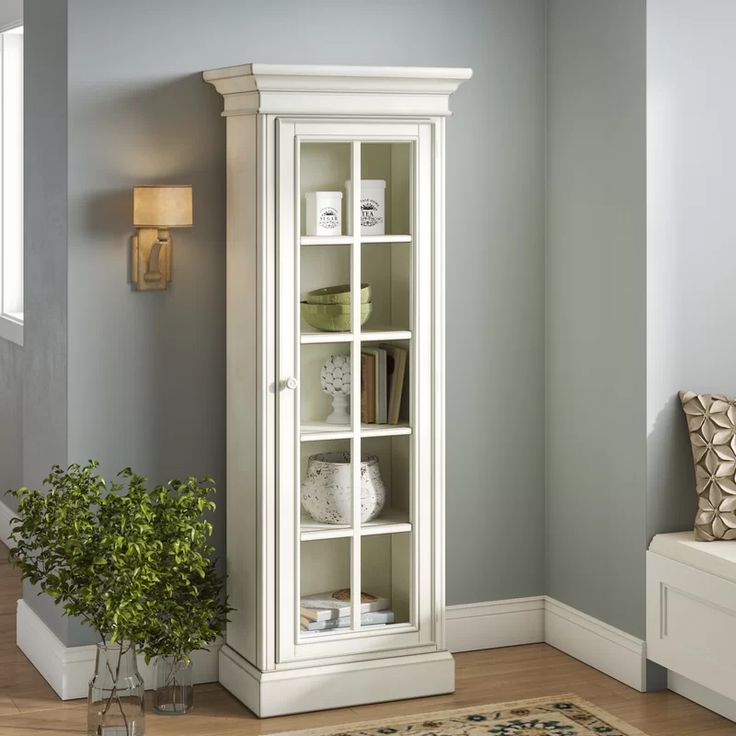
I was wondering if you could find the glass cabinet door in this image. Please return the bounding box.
[277,120,436,663]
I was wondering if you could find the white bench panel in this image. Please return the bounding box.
[647,550,736,701]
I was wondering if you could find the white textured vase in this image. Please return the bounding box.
[301,452,386,524]
[320,355,351,425]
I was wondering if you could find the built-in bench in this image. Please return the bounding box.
[647,531,736,720]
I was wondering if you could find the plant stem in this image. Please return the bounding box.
[163,658,182,711]
[99,643,131,736]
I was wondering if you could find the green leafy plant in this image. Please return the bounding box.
[7,461,160,645]
[7,461,230,729]
[6,461,230,694]
[135,473,231,666]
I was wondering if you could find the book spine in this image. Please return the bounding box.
[361,354,370,423]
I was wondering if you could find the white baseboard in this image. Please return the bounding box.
[0,498,15,546]
[446,595,646,691]
[16,599,220,700]
[446,596,545,652]
[17,590,645,701]
[544,597,646,692]
[668,671,736,722]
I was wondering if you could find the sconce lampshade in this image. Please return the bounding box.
[133,185,193,228]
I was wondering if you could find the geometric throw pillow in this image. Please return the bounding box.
[680,389,736,541]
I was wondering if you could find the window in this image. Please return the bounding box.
[0,25,22,345]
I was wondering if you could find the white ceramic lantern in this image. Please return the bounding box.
[306,191,343,236]
[345,179,386,235]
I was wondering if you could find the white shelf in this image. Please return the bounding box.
[299,622,415,640]
[361,510,412,536]
[361,329,412,343]
[300,507,412,541]
[363,234,412,244]
[300,234,412,246]
[300,422,412,442]
[300,328,412,344]
[301,235,353,246]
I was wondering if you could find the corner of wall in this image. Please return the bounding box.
[21,0,78,648]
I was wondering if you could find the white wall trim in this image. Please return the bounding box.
[17,593,645,701]
[446,595,646,691]
[544,597,646,692]
[446,596,545,653]
[0,497,15,546]
[0,313,23,346]
[16,599,220,700]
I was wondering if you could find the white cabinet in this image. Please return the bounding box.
[204,64,471,717]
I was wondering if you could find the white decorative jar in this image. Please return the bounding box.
[345,179,386,235]
[301,452,386,524]
[306,191,343,236]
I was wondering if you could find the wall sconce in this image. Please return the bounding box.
[131,185,193,291]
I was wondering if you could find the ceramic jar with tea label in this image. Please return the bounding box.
[345,179,386,235]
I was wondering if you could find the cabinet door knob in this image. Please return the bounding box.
[285,377,298,390]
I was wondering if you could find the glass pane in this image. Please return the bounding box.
[359,142,412,333]
[361,244,410,333]
[300,142,351,237]
[300,244,352,335]
[359,339,410,427]
[300,438,352,531]
[360,142,412,237]
[300,538,353,636]
[360,533,411,628]
[300,342,353,430]
[360,435,411,527]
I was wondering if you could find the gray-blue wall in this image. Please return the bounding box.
[16,0,547,646]
[20,0,79,645]
[545,0,648,638]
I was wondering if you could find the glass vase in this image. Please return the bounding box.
[154,655,194,714]
[87,641,145,736]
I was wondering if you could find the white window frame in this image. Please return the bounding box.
[0,23,23,346]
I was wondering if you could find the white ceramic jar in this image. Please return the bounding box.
[305,191,343,236]
[345,179,386,235]
[301,452,386,524]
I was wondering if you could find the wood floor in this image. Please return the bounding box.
[1,545,735,736]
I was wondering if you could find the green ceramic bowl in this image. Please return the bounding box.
[307,283,371,305]
[301,301,372,332]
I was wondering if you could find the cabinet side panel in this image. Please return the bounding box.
[226,114,258,665]
[433,118,447,650]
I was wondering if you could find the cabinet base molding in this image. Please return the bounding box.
[218,645,455,718]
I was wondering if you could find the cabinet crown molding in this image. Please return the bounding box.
[203,63,473,117]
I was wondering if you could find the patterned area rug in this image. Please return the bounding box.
[277,695,649,736]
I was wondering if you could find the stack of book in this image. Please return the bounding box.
[300,589,394,632]
[361,345,407,425]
